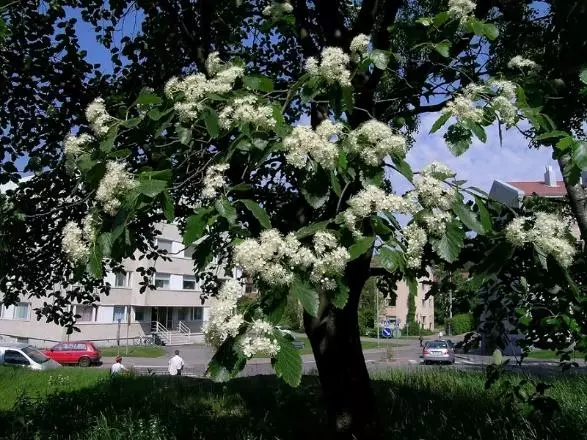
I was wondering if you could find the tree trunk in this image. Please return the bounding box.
[558,153,587,249]
[304,256,380,440]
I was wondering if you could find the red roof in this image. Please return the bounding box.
[507,180,567,197]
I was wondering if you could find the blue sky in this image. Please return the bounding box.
[57,7,559,194]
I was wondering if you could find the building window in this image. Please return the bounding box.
[182,275,197,290]
[13,303,30,320]
[75,305,94,322]
[113,306,126,322]
[157,239,173,253]
[154,273,170,289]
[184,246,195,259]
[190,307,203,321]
[134,307,145,322]
[114,271,130,288]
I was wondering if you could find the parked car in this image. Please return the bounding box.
[42,341,101,367]
[0,343,61,370]
[422,340,455,365]
[276,326,305,349]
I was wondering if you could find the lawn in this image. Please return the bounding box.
[99,345,166,358]
[0,366,585,439]
[294,336,404,355]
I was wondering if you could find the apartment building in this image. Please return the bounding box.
[0,223,230,347]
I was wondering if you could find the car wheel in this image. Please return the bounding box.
[78,356,91,367]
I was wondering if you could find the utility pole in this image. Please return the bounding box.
[448,278,453,336]
[376,289,380,348]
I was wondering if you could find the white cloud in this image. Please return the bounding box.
[389,113,556,194]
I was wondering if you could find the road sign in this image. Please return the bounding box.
[379,319,391,328]
[381,328,392,338]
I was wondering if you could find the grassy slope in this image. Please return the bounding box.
[0,367,585,439]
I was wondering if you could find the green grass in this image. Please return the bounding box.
[99,346,166,358]
[0,366,585,439]
[525,350,559,360]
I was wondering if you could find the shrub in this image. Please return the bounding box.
[403,322,433,336]
[447,313,475,335]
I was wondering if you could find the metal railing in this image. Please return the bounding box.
[152,321,171,345]
[178,320,191,336]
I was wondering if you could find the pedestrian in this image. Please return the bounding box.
[110,356,127,375]
[419,335,423,347]
[438,331,444,339]
[168,349,185,376]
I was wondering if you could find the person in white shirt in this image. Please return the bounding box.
[168,350,185,376]
[110,356,127,375]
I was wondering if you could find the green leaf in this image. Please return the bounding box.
[330,171,342,197]
[87,245,103,278]
[301,188,329,209]
[342,86,354,113]
[416,17,433,26]
[207,337,247,382]
[134,89,162,106]
[137,179,167,197]
[271,334,302,387]
[99,125,119,153]
[161,192,175,222]
[295,220,330,239]
[378,246,404,273]
[331,282,349,309]
[370,49,389,69]
[433,40,451,58]
[433,11,449,27]
[430,112,451,133]
[452,199,485,234]
[392,158,413,181]
[243,75,274,92]
[473,196,493,233]
[470,123,487,143]
[98,233,113,258]
[183,207,215,245]
[348,236,375,261]
[580,68,587,86]
[535,130,569,141]
[291,278,319,317]
[193,235,215,271]
[433,221,464,263]
[176,124,192,145]
[555,136,576,152]
[447,138,471,156]
[572,141,587,169]
[121,117,141,128]
[203,108,220,139]
[483,23,499,40]
[215,197,237,225]
[240,199,272,229]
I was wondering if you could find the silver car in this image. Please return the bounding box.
[0,343,61,370]
[422,340,455,365]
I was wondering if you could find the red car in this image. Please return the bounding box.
[42,341,101,367]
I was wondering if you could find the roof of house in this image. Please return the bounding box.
[506,180,567,198]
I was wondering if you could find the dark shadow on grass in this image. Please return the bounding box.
[0,372,584,439]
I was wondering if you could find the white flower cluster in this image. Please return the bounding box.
[203,279,245,347]
[262,1,293,17]
[347,120,406,165]
[95,161,138,215]
[442,94,484,124]
[488,79,518,125]
[447,0,476,23]
[241,319,280,358]
[504,212,576,268]
[305,47,351,87]
[404,224,427,269]
[343,185,416,235]
[202,163,229,199]
[350,34,370,54]
[282,120,342,169]
[234,229,349,290]
[507,56,540,72]
[61,213,99,264]
[64,133,93,157]
[412,163,457,211]
[164,53,244,123]
[85,98,115,137]
[420,210,452,235]
[218,95,276,131]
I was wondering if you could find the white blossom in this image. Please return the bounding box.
[241,335,280,358]
[492,95,517,125]
[61,221,90,264]
[447,0,476,23]
[421,162,455,180]
[82,213,99,242]
[405,224,427,269]
[218,95,276,130]
[203,279,245,347]
[442,95,484,124]
[489,79,517,100]
[202,163,229,199]
[507,55,540,72]
[504,212,576,268]
[205,52,224,76]
[350,34,370,54]
[463,83,486,99]
[304,47,351,87]
[420,210,452,236]
[85,98,115,137]
[64,133,93,157]
[347,120,406,165]
[413,175,457,211]
[96,162,138,215]
[313,231,338,255]
[282,121,342,169]
[262,1,293,17]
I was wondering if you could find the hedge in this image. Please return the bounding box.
[447,313,475,335]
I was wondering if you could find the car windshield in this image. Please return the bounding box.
[427,342,448,349]
[22,346,49,363]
